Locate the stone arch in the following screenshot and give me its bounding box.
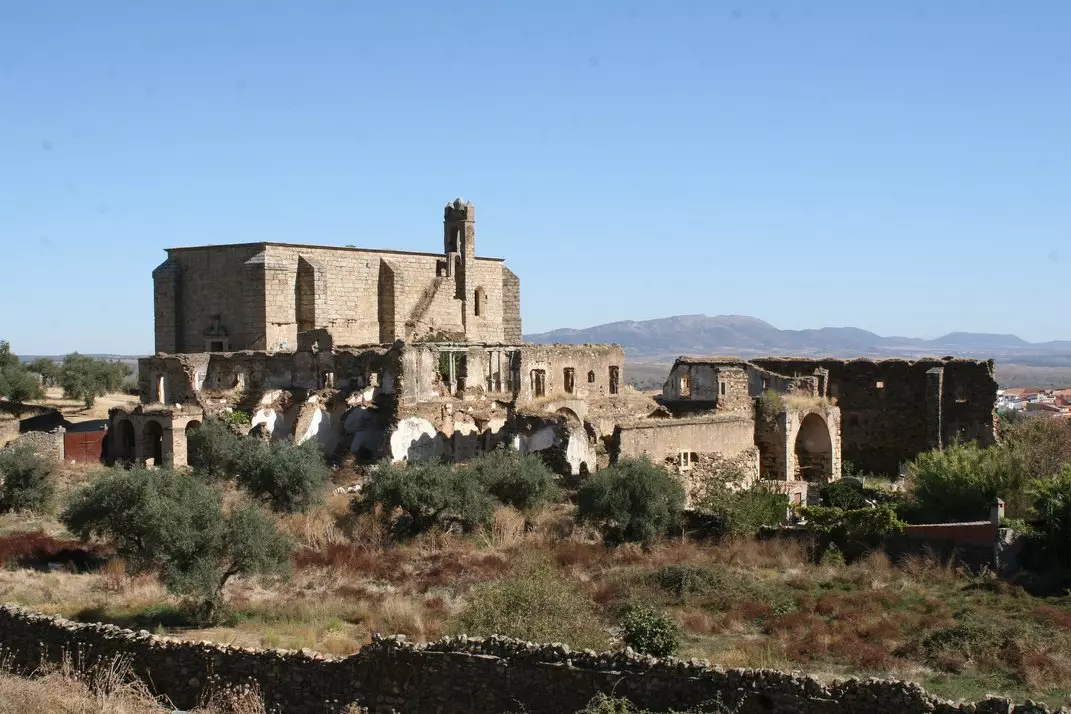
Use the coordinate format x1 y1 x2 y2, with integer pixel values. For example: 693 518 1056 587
794 412 833 482
117 419 136 460
143 420 164 466
555 407 582 427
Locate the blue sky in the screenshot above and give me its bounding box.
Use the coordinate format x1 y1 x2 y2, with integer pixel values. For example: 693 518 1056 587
1 1 1068 355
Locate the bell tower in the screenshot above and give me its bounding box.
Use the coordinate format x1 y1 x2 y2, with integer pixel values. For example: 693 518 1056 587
443 199 476 332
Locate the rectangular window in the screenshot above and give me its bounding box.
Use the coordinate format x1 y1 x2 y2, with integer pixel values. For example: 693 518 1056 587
608 366 620 395
719 381 727 396
876 381 884 389
532 369 546 398
679 375 691 397
679 451 691 470
564 368 575 394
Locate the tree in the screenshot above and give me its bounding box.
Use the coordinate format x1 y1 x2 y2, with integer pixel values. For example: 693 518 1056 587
577 458 686 546
60 466 291 621
692 460 787 538
0 443 55 513
0 341 44 405
186 418 243 481
26 358 60 388
59 353 131 408
234 437 331 514
467 447 562 511
906 441 1026 522
354 459 496 536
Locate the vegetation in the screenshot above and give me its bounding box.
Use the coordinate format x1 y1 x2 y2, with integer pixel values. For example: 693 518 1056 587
468 448 561 511
60 466 291 622
797 504 905 562
905 441 1023 522
58 352 132 408
234 438 331 514
1028 466 1071 567
186 419 330 513
577 458 685 546
25 358 59 388
355 460 496 536
693 463 786 538
0 444 55 514
450 554 608 651
756 389 783 423
0 341 44 405
620 604 681 657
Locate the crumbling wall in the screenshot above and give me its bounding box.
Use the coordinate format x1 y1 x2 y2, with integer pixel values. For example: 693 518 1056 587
1 429 65 462
516 344 624 404
751 357 996 475
0 605 1040 714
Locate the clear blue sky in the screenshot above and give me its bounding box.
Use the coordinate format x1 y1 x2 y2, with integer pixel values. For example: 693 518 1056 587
2 1 1068 355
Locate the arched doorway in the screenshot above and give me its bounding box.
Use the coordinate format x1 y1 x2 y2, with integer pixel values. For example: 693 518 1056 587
144 421 164 466
794 413 832 482
118 420 136 460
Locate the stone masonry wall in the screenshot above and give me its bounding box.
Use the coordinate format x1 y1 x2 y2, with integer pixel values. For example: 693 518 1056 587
751 357 997 475
0 605 1048 714
516 344 625 404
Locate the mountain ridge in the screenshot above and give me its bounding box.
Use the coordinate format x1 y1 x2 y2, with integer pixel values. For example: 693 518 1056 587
524 314 1071 361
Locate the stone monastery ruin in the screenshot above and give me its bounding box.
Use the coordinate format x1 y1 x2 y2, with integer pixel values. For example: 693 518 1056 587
110 199 999 496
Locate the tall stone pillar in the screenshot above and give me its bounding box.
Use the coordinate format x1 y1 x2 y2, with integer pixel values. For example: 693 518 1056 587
926 366 944 450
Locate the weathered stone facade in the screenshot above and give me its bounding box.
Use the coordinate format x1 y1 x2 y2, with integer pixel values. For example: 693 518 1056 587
0 605 1051 714
750 357 997 475
153 200 521 354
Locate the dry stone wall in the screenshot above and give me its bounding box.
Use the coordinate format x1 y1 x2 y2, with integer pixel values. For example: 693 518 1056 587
0 605 1055 714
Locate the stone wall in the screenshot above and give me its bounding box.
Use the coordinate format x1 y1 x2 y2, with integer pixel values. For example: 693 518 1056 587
751 357 997 475
0 605 1047 714
516 344 625 404
0 428 64 462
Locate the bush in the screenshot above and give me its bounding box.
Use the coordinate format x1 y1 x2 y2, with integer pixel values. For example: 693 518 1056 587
355 460 496 536
697 483 787 539
234 438 330 514
797 504 904 561
1029 465 1071 567
450 554 608 651
60 466 291 622
0 443 55 513
819 479 868 510
620 604 681 657
577 458 685 546
650 563 726 599
906 441 1025 522
756 390 783 422
467 448 561 511
186 418 242 480
1000 415 1071 482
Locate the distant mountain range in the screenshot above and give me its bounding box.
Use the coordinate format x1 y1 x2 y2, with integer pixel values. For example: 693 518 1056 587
524 314 1071 363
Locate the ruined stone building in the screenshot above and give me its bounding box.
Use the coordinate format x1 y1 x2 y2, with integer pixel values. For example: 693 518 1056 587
152 199 520 353
110 198 999 503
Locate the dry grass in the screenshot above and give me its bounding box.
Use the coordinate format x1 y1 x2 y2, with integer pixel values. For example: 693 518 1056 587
4 497 1071 706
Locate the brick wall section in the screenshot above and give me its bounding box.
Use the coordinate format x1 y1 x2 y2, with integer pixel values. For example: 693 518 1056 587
751 357 997 475
0 605 1045 714
502 267 522 342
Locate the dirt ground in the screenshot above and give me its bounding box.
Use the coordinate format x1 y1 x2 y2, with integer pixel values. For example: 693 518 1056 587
35 388 140 423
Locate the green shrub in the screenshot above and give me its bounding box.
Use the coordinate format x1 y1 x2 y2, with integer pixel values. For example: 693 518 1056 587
820 543 846 567
756 390 783 422
577 458 685 546
819 479 867 510
906 442 1025 522
227 409 252 427
0 443 55 513
234 438 330 514
650 563 726 599
696 483 787 539
60 466 291 622
186 418 242 480
355 460 496 536
450 554 608 651
620 604 681 657
797 504 904 561
1000 415 1071 482
1029 466 1071 566
468 447 562 511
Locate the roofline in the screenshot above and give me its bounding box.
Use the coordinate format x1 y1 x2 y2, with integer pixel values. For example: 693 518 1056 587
164 241 506 262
